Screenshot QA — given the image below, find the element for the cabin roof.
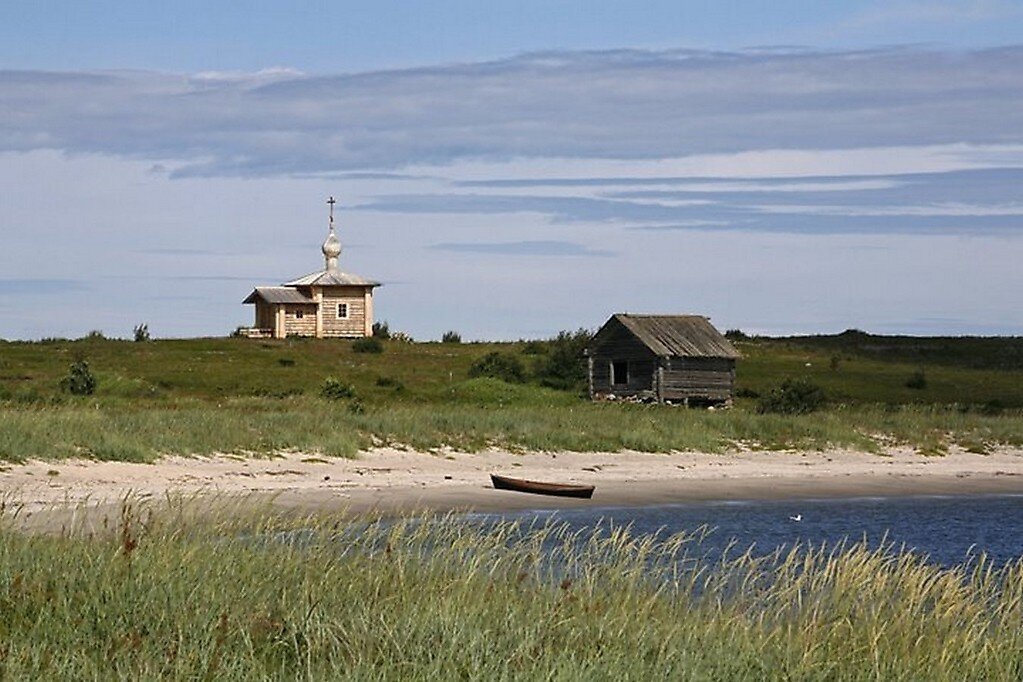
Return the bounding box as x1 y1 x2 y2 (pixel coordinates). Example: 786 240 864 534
590 314 741 359
284 269 380 287
242 286 316 305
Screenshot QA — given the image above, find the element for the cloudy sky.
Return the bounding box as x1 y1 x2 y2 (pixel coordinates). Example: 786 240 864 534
2 1 1022 340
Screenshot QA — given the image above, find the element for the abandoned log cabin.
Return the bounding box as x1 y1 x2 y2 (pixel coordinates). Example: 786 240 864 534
242 197 380 339
585 314 740 404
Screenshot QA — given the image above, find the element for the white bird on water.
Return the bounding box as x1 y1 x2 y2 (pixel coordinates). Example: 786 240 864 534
789 514 803 522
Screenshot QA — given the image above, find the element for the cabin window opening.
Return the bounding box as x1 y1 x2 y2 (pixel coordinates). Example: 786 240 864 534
611 360 629 386
337 303 349 319
295 310 304 319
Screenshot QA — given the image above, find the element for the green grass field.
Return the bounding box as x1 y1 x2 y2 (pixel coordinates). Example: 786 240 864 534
0 332 1022 461
1 502 1021 680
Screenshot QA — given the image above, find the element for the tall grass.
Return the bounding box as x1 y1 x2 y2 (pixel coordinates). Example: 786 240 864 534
1 398 1022 462
1 501 1022 679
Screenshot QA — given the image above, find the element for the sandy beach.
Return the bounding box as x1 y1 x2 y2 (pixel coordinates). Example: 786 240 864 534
4 447 1023 520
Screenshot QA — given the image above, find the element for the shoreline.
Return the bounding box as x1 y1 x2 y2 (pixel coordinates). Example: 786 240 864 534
4 447 1023 522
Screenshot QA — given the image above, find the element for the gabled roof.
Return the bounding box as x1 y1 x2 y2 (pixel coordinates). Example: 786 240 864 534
589 314 741 359
243 287 316 305
284 270 380 287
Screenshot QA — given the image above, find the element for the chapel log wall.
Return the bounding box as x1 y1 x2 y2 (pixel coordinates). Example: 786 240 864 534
320 286 371 338
283 305 317 337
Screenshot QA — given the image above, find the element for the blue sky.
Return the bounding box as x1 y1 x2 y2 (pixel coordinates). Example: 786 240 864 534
1 1 1022 339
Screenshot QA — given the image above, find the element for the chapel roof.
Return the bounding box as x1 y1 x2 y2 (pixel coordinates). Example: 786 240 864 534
283 270 380 287
242 286 315 305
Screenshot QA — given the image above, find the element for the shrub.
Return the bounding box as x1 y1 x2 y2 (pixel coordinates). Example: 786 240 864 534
352 337 384 354
133 323 150 342
905 370 927 390
321 377 356 400
277 358 296 367
375 376 405 391
84 330 105 340
391 331 414 344
441 330 462 344
60 360 97 396
980 399 1005 416
724 329 749 341
520 340 545 355
735 387 760 399
533 328 592 391
468 352 526 384
757 378 825 414
372 321 390 339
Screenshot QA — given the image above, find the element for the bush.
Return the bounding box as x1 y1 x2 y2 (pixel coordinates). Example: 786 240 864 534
372 321 390 339
520 340 546 355
441 330 462 344
321 377 356 400
757 378 825 414
724 329 749 341
468 352 526 384
60 360 97 396
133 323 150 342
980 399 1005 416
905 370 927 390
352 337 384 354
533 328 592 391
84 330 105 340
375 376 405 391
735 387 760 399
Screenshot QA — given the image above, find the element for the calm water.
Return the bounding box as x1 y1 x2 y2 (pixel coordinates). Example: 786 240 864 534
468 494 1023 568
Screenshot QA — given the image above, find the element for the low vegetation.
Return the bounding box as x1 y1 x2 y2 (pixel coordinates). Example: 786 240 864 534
468 351 526 384
757 377 826 414
0 332 1021 461
351 337 383 354
1 504 1022 679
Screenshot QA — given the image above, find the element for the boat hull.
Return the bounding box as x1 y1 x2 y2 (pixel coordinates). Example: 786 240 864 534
490 474 595 499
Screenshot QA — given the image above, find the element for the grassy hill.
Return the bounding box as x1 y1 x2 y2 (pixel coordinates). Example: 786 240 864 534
0 332 1022 461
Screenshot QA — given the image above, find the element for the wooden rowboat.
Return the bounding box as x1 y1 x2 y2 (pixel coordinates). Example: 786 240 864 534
490 474 595 499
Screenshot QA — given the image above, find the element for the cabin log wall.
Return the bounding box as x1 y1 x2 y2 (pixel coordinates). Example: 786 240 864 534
659 357 736 402
588 322 659 399
587 316 737 403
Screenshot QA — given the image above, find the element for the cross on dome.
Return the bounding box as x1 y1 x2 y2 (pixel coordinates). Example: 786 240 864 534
322 195 342 272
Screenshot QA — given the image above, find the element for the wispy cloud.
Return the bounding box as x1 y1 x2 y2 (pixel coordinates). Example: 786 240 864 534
750 202 1023 217
135 247 226 256
0 279 86 294
2 46 1022 177
431 240 613 257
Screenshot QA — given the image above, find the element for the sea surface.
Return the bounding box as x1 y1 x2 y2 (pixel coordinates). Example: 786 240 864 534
467 494 1023 568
